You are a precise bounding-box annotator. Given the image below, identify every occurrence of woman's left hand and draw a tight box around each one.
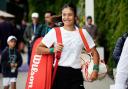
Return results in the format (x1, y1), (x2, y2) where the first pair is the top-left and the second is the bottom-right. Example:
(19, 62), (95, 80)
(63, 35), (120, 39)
(90, 70), (98, 81)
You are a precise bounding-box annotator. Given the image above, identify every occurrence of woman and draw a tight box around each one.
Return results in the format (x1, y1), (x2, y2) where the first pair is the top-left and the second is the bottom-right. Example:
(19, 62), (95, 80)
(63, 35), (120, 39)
(36, 3), (99, 89)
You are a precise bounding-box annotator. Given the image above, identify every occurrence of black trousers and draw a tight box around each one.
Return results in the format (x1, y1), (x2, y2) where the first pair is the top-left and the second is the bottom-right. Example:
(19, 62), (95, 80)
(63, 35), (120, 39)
(52, 66), (85, 89)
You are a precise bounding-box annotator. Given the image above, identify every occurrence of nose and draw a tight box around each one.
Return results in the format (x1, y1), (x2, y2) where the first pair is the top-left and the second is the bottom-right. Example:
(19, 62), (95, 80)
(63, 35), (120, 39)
(64, 15), (70, 20)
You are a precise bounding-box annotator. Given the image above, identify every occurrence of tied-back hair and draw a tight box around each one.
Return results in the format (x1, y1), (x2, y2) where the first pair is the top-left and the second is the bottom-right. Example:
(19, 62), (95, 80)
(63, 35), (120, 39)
(62, 3), (77, 17)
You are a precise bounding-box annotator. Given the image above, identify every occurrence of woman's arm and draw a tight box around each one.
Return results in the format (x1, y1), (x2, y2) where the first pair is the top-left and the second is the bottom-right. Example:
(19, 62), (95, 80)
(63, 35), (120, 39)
(91, 47), (99, 65)
(36, 42), (51, 55)
(89, 46), (100, 81)
(36, 42), (63, 55)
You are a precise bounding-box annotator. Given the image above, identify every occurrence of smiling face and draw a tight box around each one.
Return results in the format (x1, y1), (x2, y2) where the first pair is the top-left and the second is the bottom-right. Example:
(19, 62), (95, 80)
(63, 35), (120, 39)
(62, 7), (75, 27)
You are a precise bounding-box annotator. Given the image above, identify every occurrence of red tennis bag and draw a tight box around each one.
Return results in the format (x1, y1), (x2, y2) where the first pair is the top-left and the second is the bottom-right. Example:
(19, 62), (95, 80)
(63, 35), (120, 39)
(25, 27), (62, 89)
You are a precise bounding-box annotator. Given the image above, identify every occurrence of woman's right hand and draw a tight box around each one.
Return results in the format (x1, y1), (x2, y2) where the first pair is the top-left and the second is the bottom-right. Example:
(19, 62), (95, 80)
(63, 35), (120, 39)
(54, 43), (64, 53)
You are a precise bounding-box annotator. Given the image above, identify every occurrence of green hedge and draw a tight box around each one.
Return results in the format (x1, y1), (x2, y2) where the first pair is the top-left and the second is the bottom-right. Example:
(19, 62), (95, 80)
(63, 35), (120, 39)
(95, 0), (128, 70)
(28, 0), (79, 22)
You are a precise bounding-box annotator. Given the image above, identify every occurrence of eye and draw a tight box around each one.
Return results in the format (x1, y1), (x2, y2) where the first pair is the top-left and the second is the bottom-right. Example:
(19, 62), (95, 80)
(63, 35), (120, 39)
(62, 13), (66, 17)
(68, 13), (73, 16)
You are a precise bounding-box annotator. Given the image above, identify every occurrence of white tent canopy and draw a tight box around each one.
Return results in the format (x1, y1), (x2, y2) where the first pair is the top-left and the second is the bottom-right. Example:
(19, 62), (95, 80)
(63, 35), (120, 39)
(0, 10), (15, 18)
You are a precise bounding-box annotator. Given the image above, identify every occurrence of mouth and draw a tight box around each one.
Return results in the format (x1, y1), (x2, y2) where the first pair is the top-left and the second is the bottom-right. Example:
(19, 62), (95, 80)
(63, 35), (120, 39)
(63, 20), (71, 23)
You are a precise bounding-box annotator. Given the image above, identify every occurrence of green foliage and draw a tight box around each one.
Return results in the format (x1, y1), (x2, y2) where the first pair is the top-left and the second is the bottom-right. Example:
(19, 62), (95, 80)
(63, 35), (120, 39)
(95, 0), (128, 70)
(28, 0), (79, 22)
(77, 0), (85, 27)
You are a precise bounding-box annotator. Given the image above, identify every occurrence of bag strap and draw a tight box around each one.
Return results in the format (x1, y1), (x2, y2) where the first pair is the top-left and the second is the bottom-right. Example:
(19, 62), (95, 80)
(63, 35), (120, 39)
(54, 27), (62, 59)
(52, 27), (62, 86)
(79, 28), (91, 53)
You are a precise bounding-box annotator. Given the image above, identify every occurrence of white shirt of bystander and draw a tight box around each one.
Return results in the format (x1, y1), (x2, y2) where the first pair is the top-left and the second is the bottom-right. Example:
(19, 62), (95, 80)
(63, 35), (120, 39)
(115, 37), (128, 89)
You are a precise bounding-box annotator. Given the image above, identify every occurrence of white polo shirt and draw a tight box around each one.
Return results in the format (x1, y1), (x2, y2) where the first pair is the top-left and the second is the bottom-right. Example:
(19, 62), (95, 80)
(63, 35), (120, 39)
(115, 37), (128, 89)
(42, 27), (95, 69)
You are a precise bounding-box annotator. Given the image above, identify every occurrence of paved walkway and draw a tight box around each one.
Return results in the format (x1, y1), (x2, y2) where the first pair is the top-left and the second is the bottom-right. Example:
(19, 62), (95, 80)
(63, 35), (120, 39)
(0, 51), (115, 89)
(0, 72), (114, 89)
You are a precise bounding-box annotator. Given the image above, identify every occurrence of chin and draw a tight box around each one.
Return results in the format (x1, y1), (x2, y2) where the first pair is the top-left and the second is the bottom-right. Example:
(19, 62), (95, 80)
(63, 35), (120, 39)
(63, 23), (73, 26)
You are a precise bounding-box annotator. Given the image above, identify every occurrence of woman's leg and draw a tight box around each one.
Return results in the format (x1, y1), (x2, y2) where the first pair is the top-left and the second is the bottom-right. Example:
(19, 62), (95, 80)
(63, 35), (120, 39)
(52, 66), (70, 89)
(69, 68), (85, 89)
(52, 66), (85, 89)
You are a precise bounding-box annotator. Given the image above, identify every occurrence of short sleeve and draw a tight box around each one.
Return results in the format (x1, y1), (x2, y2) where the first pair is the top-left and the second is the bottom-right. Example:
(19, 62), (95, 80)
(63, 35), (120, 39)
(41, 28), (56, 48)
(82, 29), (95, 49)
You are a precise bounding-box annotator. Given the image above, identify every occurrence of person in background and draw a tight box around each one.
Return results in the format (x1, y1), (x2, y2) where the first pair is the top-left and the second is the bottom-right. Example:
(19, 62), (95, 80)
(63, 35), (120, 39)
(75, 16), (80, 27)
(114, 37), (128, 89)
(18, 18), (28, 53)
(39, 11), (57, 37)
(83, 16), (98, 42)
(23, 12), (42, 65)
(36, 3), (99, 89)
(1, 35), (22, 89)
